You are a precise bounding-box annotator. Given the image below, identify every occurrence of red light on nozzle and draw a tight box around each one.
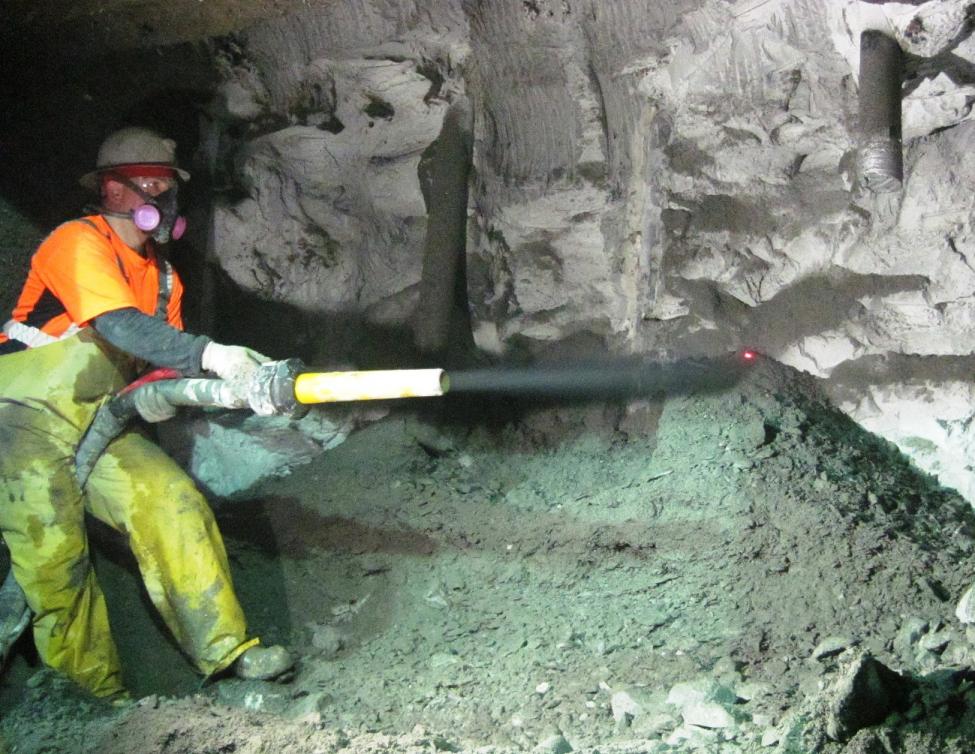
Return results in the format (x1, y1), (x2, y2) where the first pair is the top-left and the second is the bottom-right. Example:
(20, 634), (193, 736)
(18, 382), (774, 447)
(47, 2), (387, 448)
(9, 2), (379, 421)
(741, 349), (758, 362)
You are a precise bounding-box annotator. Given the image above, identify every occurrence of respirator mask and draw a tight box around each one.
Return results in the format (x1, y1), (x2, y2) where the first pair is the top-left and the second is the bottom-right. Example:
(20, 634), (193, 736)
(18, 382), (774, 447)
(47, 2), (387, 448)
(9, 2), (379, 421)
(130, 184), (186, 243)
(106, 170), (187, 243)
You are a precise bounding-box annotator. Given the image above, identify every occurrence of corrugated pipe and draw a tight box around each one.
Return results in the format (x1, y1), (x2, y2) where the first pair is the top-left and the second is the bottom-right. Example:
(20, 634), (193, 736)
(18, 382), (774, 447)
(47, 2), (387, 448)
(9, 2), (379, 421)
(857, 29), (904, 192)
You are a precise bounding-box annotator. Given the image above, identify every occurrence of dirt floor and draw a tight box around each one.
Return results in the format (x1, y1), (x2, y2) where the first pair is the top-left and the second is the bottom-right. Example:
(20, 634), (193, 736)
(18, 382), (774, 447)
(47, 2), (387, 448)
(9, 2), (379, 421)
(4, 356), (975, 753)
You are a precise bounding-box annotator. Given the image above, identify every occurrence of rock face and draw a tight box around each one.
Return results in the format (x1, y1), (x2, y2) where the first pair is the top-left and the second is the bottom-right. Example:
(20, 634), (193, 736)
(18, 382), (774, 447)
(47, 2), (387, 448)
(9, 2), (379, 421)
(206, 2), (469, 326)
(176, 0), (975, 501)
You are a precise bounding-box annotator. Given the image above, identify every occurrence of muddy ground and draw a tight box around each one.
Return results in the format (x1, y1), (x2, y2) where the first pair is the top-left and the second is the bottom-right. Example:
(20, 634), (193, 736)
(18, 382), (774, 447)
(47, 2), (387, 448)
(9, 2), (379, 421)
(4, 357), (975, 753)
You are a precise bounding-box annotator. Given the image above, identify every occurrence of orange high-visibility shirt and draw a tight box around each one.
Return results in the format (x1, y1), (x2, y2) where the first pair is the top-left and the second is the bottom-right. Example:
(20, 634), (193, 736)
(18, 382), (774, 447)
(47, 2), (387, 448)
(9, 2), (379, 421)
(0, 215), (184, 346)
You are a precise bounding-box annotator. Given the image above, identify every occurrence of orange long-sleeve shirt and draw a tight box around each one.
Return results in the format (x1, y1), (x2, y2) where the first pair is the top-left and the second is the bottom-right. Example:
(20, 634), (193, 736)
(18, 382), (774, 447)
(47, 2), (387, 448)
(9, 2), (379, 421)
(0, 214), (183, 348)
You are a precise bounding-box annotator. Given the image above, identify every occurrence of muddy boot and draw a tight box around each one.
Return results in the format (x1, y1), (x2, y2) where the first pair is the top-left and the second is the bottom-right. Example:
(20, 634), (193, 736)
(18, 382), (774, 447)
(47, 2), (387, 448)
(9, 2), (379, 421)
(108, 690), (134, 708)
(234, 645), (294, 681)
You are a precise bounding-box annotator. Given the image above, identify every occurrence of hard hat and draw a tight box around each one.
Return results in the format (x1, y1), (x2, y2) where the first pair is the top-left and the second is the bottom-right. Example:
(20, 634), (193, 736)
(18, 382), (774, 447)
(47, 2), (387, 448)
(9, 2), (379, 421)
(80, 127), (190, 190)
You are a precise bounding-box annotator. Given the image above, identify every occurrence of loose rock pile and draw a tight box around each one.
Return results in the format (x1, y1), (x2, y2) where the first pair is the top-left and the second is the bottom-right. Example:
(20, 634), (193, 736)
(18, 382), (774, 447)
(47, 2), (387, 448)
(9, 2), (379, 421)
(3, 356), (975, 753)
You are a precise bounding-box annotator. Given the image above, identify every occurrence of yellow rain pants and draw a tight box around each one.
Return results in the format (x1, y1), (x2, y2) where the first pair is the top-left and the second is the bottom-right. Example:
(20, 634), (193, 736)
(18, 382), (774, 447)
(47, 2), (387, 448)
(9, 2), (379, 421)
(0, 330), (257, 698)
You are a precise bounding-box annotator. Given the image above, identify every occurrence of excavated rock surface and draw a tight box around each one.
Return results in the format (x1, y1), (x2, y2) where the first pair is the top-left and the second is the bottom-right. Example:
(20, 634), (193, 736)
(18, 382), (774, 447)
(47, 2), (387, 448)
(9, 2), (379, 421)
(190, 0), (975, 502)
(4, 357), (975, 753)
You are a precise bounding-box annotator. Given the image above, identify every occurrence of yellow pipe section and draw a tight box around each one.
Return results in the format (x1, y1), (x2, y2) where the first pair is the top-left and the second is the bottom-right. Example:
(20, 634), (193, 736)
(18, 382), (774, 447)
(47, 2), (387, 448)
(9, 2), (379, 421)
(294, 368), (449, 404)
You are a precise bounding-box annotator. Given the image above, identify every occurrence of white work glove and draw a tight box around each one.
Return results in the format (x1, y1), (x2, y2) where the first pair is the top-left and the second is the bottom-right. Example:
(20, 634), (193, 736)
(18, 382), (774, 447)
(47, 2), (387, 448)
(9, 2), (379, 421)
(201, 342), (269, 382)
(202, 341), (275, 414)
(131, 385), (178, 423)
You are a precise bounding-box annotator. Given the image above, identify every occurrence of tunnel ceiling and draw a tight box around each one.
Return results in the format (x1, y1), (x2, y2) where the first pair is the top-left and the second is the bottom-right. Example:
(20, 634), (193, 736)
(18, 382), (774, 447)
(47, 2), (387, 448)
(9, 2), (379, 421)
(0, 0), (939, 56)
(2, 0), (316, 51)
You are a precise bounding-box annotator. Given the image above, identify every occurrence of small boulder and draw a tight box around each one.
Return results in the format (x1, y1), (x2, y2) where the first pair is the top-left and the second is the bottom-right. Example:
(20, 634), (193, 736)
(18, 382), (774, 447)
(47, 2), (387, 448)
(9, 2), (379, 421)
(666, 678), (736, 707)
(811, 636), (855, 661)
(825, 654), (915, 742)
(682, 700), (735, 729)
(534, 729), (572, 754)
(610, 689), (643, 722)
(956, 583), (975, 624)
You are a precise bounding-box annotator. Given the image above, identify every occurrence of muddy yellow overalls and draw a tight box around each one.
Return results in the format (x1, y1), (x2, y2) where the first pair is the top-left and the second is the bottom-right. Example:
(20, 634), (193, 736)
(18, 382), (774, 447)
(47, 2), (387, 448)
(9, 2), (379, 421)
(0, 329), (257, 698)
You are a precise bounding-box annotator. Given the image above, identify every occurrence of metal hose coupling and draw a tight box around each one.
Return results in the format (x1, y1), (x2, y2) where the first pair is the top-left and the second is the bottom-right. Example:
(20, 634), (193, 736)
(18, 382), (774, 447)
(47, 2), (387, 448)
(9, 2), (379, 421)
(248, 358), (309, 419)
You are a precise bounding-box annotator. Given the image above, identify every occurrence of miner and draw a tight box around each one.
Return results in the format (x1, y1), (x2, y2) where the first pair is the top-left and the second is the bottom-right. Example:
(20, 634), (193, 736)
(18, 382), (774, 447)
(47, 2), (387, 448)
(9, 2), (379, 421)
(0, 127), (292, 701)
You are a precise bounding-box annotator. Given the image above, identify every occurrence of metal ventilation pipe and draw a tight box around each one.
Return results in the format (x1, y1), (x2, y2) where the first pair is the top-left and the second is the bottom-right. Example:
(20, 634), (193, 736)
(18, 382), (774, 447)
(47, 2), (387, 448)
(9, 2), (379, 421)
(857, 29), (904, 192)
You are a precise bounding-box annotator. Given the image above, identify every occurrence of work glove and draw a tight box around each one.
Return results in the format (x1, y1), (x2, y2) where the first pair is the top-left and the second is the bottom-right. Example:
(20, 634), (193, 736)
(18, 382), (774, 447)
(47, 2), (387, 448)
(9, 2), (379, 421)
(131, 384), (178, 423)
(202, 341), (275, 415)
(201, 342), (269, 382)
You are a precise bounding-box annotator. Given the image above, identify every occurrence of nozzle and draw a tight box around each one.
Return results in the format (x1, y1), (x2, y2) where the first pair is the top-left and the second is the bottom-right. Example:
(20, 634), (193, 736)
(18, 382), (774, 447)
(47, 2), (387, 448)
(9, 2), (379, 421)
(294, 368), (448, 404)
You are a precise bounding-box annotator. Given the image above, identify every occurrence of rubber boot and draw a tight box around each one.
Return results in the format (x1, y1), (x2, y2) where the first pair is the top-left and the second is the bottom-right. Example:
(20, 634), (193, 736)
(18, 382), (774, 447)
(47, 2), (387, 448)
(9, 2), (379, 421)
(235, 645), (294, 680)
